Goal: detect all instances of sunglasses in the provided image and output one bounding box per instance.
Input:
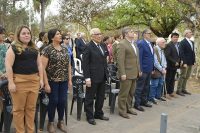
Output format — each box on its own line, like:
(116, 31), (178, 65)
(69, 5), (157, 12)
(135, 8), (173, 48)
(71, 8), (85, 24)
(65, 38), (70, 40)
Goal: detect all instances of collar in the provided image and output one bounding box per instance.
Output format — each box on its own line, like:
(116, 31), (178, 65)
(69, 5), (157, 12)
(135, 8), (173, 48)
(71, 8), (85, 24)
(144, 39), (150, 44)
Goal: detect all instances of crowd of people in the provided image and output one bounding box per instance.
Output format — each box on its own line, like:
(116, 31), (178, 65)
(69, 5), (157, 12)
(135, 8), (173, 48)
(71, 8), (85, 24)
(0, 25), (196, 133)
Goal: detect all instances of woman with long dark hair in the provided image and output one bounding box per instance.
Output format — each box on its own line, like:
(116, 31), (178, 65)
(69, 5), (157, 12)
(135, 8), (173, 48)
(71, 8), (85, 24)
(41, 29), (72, 133)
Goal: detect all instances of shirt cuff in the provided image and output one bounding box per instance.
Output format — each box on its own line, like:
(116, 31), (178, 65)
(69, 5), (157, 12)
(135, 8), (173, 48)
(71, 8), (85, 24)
(85, 78), (91, 81)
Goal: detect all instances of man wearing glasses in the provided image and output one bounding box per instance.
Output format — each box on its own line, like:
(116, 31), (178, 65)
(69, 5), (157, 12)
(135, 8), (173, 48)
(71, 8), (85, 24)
(134, 29), (154, 112)
(82, 28), (109, 125)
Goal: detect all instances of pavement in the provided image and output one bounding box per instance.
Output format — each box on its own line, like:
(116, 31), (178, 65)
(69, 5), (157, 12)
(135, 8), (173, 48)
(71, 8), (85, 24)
(8, 79), (200, 133)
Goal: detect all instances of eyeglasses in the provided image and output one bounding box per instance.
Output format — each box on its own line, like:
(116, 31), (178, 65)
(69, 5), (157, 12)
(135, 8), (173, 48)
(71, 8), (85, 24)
(65, 38), (70, 40)
(93, 33), (102, 36)
(145, 32), (152, 35)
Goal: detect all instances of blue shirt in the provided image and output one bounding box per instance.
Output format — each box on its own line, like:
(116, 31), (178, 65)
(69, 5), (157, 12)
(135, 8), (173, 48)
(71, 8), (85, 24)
(154, 45), (167, 71)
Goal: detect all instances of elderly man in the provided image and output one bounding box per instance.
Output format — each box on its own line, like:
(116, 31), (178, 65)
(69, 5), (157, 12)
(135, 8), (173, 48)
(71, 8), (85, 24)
(149, 38), (167, 104)
(116, 27), (140, 119)
(82, 28), (109, 125)
(177, 29), (195, 95)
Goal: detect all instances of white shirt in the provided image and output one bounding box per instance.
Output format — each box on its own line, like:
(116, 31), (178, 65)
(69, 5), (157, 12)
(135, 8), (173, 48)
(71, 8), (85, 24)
(145, 39), (153, 54)
(36, 41), (43, 48)
(186, 38), (193, 50)
(131, 41), (137, 56)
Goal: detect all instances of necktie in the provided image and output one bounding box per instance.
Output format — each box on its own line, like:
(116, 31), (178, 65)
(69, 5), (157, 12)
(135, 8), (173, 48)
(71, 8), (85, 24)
(97, 45), (104, 55)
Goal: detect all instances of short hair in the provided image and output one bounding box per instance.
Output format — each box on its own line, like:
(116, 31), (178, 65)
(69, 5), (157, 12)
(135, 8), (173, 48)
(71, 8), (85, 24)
(121, 27), (132, 38)
(103, 36), (110, 42)
(8, 32), (14, 36)
(114, 34), (121, 40)
(171, 32), (179, 38)
(90, 28), (101, 36)
(183, 29), (192, 37)
(0, 26), (5, 34)
(156, 37), (166, 45)
(142, 29), (151, 37)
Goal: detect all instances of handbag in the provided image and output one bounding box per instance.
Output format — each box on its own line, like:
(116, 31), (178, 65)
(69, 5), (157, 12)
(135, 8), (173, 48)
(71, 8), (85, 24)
(151, 68), (162, 79)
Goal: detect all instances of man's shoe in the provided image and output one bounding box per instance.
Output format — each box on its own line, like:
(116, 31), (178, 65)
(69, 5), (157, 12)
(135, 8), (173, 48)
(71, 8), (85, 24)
(57, 120), (67, 133)
(134, 106), (145, 112)
(169, 93), (178, 98)
(182, 90), (191, 95)
(119, 113), (130, 119)
(87, 119), (96, 125)
(127, 109), (137, 115)
(176, 91), (185, 96)
(150, 99), (158, 105)
(157, 97), (166, 101)
(47, 122), (56, 133)
(94, 116), (109, 121)
(141, 102), (152, 108)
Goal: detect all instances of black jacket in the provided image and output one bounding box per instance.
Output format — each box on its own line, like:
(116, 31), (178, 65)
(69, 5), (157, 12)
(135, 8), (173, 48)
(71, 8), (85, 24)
(82, 41), (108, 83)
(164, 41), (181, 70)
(179, 38), (195, 65)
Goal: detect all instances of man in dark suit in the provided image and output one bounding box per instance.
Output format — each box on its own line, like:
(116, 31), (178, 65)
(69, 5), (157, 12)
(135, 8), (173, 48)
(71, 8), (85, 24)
(116, 27), (140, 119)
(177, 29), (195, 95)
(76, 32), (86, 59)
(164, 33), (181, 97)
(134, 29), (154, 112)
(82, 28), (109, 125)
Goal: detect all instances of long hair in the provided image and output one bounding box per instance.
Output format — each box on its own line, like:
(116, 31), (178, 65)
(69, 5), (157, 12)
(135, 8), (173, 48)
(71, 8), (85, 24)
(13, 25), (36, 54)
(48, 28), (60, 44)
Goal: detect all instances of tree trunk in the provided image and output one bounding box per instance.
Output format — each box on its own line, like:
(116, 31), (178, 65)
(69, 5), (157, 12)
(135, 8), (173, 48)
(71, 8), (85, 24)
(40, 0), (45, 32)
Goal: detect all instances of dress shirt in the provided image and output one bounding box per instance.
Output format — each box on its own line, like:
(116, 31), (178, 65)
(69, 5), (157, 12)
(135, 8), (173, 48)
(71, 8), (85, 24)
(154, 45), (167, 72)
(186, 38), (193, 50)
(145, 39), (153, 54)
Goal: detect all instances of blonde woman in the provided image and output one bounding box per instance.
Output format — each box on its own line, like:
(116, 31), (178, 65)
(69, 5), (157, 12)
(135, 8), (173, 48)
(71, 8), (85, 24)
(5, 25), (43, 133)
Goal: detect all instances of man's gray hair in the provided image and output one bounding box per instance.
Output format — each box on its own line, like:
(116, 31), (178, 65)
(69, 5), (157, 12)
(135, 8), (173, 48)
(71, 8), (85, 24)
(183, 29), (192, 37)
(122, 27), (132, 38)
(90, 28), (100, 36)
(142, 29), (151, 37)
(156, 37), (166, 45)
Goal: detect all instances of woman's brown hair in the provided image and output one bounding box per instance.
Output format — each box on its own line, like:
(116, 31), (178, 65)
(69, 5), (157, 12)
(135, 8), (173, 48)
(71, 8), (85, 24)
(13, 25), (36, 54)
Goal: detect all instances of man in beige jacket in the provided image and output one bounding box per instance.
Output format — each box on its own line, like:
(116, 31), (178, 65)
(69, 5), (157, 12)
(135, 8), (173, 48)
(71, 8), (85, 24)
(116, 27), (141, 119)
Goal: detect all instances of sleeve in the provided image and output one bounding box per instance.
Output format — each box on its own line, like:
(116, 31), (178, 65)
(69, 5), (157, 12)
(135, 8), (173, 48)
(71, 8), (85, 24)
(82, 45), (90, 79)
(116, 42), (126, 76)
(154, 53), (163, 72)
(164, 44), (176, 64)
(137, 42), (143, 72)
(41, 47), (49, 58)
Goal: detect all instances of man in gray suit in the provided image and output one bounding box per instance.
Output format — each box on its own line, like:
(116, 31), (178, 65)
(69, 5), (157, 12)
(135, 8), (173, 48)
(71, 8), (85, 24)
(116, 27), (141, 119)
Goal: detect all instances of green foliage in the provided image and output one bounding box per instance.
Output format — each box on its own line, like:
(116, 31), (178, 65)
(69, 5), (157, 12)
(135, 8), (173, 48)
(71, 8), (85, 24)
(94, 0), (190, 37)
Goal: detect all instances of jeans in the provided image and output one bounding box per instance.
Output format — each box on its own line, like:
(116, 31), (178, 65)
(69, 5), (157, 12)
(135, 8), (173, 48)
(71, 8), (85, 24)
(149, 76), (164, 100)
(48, 81), (68, 122)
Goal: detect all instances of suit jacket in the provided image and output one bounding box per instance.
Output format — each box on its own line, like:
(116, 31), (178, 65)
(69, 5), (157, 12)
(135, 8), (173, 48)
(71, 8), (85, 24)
(76, 38), (86, 58)
(179, 38), (195, 65)
(116, 39), (140, 79)
(164, 41), (181, 70)
(137, 39), (154, 73)
(82, 41), (108, 83)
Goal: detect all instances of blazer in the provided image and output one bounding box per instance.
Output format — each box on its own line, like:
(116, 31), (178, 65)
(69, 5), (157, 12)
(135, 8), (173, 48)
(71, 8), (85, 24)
(179, 38), (195, 65)
(76, 38), (86, 57)
(164, 41), (181, 70)
(82, 41), (108, 83)
(137, 39), (154, 73)
(116, 39), (140, 79)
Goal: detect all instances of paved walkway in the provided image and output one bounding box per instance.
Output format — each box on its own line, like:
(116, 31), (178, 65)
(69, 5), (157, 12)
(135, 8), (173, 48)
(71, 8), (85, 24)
(9, 79), (200, 133)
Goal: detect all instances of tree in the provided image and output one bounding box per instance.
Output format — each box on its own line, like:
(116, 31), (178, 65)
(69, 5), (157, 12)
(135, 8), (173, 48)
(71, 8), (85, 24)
(94, 0), (189, 38)
(33, 0), (52, 32)
(59, 0), (114, 33)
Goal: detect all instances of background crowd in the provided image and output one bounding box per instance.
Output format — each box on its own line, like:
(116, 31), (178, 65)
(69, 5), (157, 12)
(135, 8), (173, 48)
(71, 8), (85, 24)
(0, 25), (196, 132)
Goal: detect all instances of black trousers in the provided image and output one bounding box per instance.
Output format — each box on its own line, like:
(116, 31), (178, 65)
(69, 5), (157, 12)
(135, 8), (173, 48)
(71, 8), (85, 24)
(165, 69), (177, 94)
(85, 81), (106, 120)
(134, 72), (151, 107)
